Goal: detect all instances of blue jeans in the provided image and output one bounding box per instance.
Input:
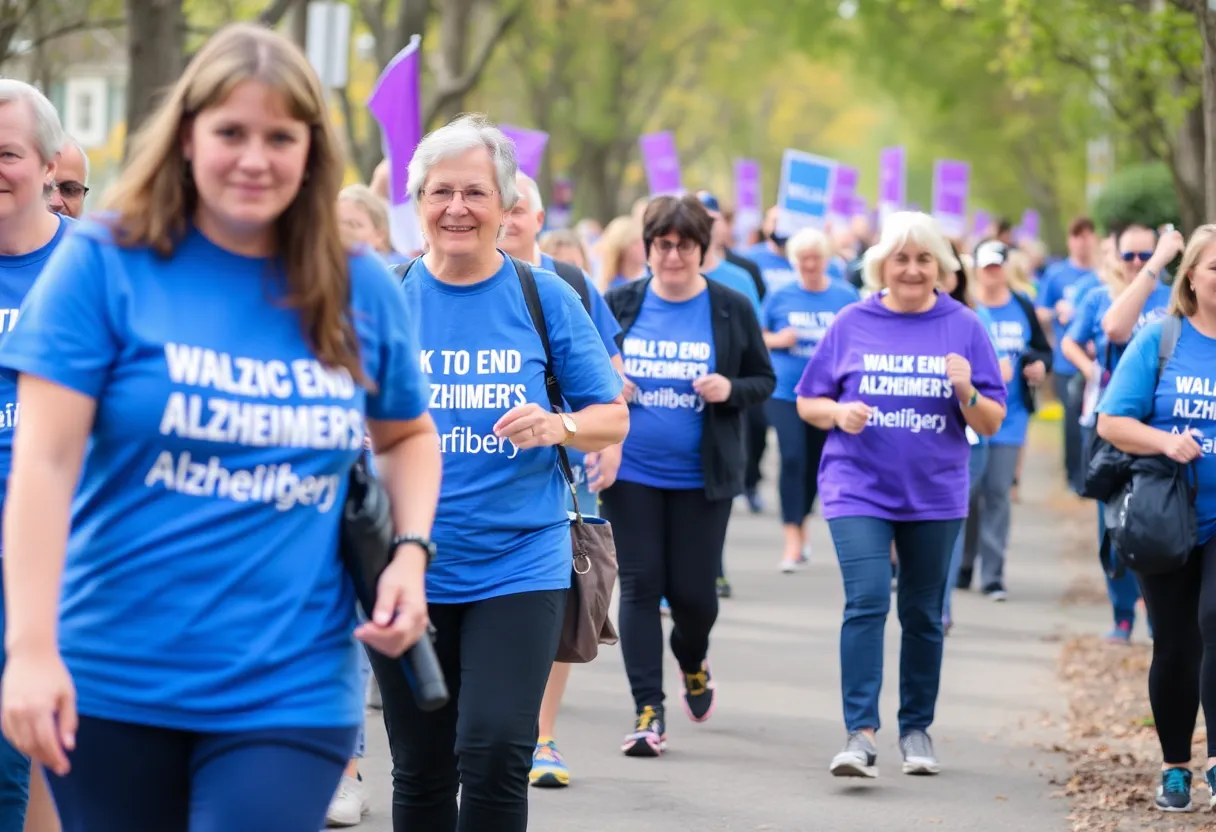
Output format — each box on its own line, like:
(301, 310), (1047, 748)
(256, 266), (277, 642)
(0, 568), (30, 831)
(1082, 427), (1140, 626)
(828, 516), (962, 735)
(944, 442), (989, 622)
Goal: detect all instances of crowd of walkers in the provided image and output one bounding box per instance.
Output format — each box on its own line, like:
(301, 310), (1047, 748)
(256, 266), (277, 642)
(0, 18), (1208, 832)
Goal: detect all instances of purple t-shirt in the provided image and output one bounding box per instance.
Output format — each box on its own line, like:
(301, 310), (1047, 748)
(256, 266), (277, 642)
(795, 291), (1006, 521)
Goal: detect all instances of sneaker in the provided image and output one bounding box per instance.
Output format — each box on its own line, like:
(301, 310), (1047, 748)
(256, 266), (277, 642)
(1105, 620), (1133, 644)
(780, 558), (800, 573)
(956, 566), (973, 590)
(681, 661), (715, 722)
(798, 542), (811, 564)
(659, 597), (670, 616)
(529, 739), (570, 788)
(716, 577), (732, 598)
(326, 774), (369, 827)
(745, 488), (764, 514)
(982, 583), (1007, 602)
(366, 676), (382, 710)
(1156, 767), (1194, 812)
(622, 705), (666, 757)
(899, 729), (941, 775)
(1204, 765), (1215, 810)
(830, 731), (878, 778)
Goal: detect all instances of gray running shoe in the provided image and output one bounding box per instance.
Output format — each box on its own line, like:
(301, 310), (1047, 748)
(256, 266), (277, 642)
(900, 729), (941, 775)
(830, 731), (878, 778)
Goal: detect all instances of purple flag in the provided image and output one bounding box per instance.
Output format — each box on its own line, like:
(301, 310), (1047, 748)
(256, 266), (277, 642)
(973, 210), (992, 238)
(932, 159), (970, 238)
(878, 147), (906, 212)
(1019, 209), (1040, 241)
(733, 158), (762, 246)
(499, 124), (549, 179)
(830, 164), (859, 218)
(367, 34), (423, 254)
(639, 132), (682, 196)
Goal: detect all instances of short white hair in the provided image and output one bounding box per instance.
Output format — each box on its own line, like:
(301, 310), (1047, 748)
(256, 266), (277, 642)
(407, 113), (519, 211)
(861, 211), (961, 293)
(786, 227), (832, 267)
(515, 171), (543, 214)
(61, 134), (89, 184)
(0, 80), (63, 163)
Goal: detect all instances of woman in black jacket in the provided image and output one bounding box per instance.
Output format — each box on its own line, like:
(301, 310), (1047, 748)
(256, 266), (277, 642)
(603, 195), (775, 758)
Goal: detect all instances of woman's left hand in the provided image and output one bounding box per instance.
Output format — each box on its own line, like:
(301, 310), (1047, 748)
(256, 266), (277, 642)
(493, 403), (564, 449)
(1023, 360), (1046, 386)
(356, 554), (429, 658)
(692, 373), (733, 403)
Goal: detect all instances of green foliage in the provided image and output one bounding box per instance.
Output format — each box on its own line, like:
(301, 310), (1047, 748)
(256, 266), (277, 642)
(1091, 162), (1180, 234)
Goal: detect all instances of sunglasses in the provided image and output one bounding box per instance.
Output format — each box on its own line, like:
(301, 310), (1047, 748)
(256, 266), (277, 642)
(1120, 251), (1153, 263)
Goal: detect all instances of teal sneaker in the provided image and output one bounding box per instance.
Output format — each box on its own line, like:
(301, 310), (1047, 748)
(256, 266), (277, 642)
(529, 739), (570, 788)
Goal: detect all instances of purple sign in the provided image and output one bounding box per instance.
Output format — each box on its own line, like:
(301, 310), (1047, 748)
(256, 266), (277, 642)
(973, 210), (992, 238)
(932, 159), (970, 237)
(1019, 209), (1040, 240)
(367, 34), (423, 254)
(638, 132), (682, 196)
(499, 124), (549, 179)
(850, 194), (869, 218)
(734, 158), (761, 212)
(830, 164), (859, 217)
(878, 146), (906, 212)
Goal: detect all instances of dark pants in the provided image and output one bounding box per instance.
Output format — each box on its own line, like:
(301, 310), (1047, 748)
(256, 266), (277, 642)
(1053, 373), (1084, 493)
(1137, 536), (1216, 764)
(766, 398), (828, 526)
(602, 480), (733, 711)
(744, 403), (768, 492)
(0, 570), (29, 831)
(47, 717), (355, 831)
(827, 516), (962, 735)
(368, 589), (565, 832)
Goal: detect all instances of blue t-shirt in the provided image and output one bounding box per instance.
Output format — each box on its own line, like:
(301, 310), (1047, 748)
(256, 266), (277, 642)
(401, 255), (622, 603)
(539, 253), (622, 511)
(706, 260), (761, 317)
(1036, 260), (1098, 375)
(0, 214), (73, 521)
(0, 220), (429, 732)
(744, 244), (797, 293)
(1098, 317), (1216, 544)
(1067, 281), (1173, 370)
(617, 285), (716, 489)
(763, 280), (859, 401)
(981, 294), (1036, 446)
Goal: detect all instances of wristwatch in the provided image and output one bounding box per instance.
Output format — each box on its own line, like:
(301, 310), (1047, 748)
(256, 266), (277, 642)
(391, 534), (436, 567)
(558, 413), (578, 445)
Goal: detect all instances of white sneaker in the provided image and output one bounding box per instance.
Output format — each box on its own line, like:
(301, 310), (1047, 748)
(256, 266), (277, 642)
(366, 677), (382, 710)
(326, 774), (369, 827)
(780, 558), (799, 574)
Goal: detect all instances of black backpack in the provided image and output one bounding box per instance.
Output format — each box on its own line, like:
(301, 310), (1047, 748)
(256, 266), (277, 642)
(393, 255), (592, 317)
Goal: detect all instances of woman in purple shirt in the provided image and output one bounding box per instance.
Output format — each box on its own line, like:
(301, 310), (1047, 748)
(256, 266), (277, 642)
(796, 212), (1006, 779)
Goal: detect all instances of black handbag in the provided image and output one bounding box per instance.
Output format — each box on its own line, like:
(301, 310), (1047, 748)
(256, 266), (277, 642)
(1106, 455), (1198, 576)
(340, 454), (449, 711)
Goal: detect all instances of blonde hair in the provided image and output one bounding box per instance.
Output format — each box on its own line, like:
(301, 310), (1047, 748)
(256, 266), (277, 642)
(1169, 224), (1216, 316)
(102, 23), (368, 387)
(1005, 249), (1035, 297)
(339, 183), (390, 250)
(595, 215), (643, 293)
(862, 211), (961, 293)
(539, 229), (588, 271)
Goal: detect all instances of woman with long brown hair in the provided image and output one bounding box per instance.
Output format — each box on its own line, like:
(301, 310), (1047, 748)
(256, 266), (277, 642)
(0, 23), (440, 830)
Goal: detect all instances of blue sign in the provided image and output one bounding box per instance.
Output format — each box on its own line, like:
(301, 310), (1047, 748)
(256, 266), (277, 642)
(777, 149), (836, 236)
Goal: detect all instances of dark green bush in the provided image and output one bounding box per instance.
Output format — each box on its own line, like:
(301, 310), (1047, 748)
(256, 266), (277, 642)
(1091, 162), (1180, 234)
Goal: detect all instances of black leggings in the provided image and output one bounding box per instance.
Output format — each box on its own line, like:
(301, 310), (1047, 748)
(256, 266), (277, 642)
(766, 397), (828, 526)
(1137, 536), (1216, 764)
(368, 589), (565, 832)
(744, 403), (768, 492)
(601, 480), (733, 711)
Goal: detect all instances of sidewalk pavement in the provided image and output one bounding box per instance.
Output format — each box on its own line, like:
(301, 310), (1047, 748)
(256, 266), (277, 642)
(352, 424), (1108, 831)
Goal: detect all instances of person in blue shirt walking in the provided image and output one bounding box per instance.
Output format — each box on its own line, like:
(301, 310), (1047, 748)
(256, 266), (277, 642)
(1035, 217), (1099, 493)
(604, 195), (775, 758)
(1062, 224), (1177, 644)
(0, 78), (73, 832)
(760, 226), (858, 572)
(1101, 223), (1178, 346)
(390, 114), (628, 831)
(963, 241), (1051, 600)
(0, 25), (441, 832)
(1096, 224), (1216, 813)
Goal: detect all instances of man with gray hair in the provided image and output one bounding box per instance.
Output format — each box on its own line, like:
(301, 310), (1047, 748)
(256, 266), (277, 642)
(0, 77), (73, 832)
(49, 135), (89, 219)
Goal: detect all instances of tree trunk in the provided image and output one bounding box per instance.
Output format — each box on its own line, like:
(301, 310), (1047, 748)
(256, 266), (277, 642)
(1171, 99), (1206, 231)
(432, 0), (475, 125)
(124, 0), (185, 158)
(287, 0), (308, 48)
(1200, 6), (1216, 222)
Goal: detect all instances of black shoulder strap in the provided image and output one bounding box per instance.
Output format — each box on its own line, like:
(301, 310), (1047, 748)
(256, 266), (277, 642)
(392, 255), (423, 284)
(1012, 290), (1036, 325)
(1157, 314), (1182, 385)
(550, 258), (593, 314)
(512, 256), (582, 509)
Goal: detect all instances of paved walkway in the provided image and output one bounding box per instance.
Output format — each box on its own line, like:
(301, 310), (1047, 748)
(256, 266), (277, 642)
(353, 425), (1107, 831)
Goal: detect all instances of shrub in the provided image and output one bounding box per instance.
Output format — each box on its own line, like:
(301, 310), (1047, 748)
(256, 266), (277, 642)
(1091, 162), (1180, 235)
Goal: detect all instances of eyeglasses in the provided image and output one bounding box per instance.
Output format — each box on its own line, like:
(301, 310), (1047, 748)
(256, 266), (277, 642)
(421, 187), (496, 206)
(652, 239), (699, 256)
(54, 181), (88, 199)
(1120, 251), (1153, 263)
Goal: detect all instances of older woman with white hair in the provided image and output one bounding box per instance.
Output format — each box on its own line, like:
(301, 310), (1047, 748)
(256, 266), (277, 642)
(796, 212), (1006, 779)
(761, 226), (858, 571)
(380, 113), (629, 831)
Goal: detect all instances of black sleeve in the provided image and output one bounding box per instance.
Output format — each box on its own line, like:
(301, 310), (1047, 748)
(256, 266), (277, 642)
(723, 298), (776, 409)
(1019, 294), (1053, 372)
(727, 250), (767, 301)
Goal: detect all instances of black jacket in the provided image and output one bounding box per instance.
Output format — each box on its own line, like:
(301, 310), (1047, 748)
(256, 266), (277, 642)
(725, 249), (766, 301)
(1009, 291), (1053, 414)
(605, 277), (776, 501)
